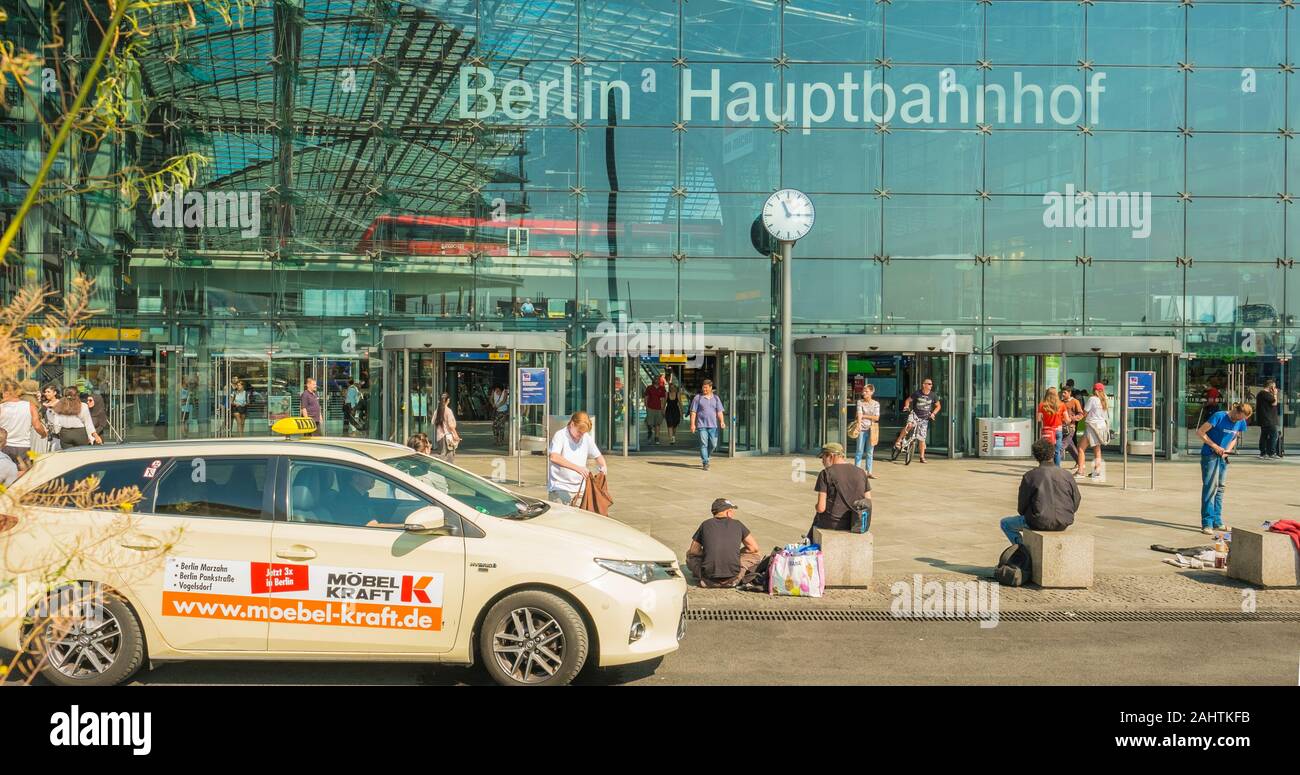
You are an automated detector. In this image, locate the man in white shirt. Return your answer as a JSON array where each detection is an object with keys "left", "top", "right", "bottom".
[{"left": 547, "top": 411, "right": 607, "bottom": 504}]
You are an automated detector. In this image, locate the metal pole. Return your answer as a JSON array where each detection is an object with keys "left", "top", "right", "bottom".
[{"left": 780, "top": 240, "right": 794, "bottom": 454}]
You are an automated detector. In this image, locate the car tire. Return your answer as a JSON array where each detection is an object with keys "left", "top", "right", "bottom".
[
  {"left": 479, "top": 591, "right": 589, "bottom": 686},
  {"left": 30, "top": 590, "right": 146, "bottom": 687}
]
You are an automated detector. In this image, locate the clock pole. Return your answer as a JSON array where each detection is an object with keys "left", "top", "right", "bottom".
[{"left": 780, "top": 238, "right": 794, "bottom": 454}]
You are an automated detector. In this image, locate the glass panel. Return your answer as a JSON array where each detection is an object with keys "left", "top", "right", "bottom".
[
  {"left": 983, "top": 260, "right": 1081, "bottom": 325},
  {"left": 734, "top": 352, "right": 760, "bottom": 452},
  {"left": 883, "top": 259, "right": 983, "bottom": 324},
  {"left": 793, "top": 258, "right": 882, "bottom": 324},
  {"left": 885, "top": 0, "right": 981, "bottom": 63},
  {"left": 1087, "top": 3, "right": 1183, "bottom": 66},
  {"left": 986, "top": 2, "right": 1084, "bottom": 67},
  {"left": 783, "top": 1, "right": 881, "bottom": 62},
  {"left": 682, "top": 0, "right": 779, "bottom": 60}
]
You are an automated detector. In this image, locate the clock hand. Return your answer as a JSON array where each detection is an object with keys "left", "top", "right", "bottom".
[{"left": 781, "top": 199, "right": 792, "bottom": 218}]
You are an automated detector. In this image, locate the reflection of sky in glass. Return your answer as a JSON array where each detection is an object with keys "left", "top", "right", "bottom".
[{"left": 85, "top": 0, "right": 1281, "bottom": 331}]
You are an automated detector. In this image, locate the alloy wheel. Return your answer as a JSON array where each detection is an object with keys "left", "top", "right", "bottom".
[
  {"left": 44, "top": 608, "right": 123, "bottom": 679},
  {"left": 491, "top": 606, "right": 566, "bottom": 684}
]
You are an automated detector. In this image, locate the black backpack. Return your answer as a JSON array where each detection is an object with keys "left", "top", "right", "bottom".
[{"left": 994, "top": 544, "right": 1032, "bottom": 587}]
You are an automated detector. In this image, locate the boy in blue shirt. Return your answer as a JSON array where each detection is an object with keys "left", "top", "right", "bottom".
[{"left": 1196, "top": 403, "right": 1253, "bottom": 535}]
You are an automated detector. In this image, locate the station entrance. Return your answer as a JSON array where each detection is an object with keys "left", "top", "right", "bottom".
[
  {"left": 992, "top": 336, "right": 1181, "bottom": 458},
  {"left": 381, "top": 331, "right": 565, "bottom": 455},
  {"left": 588, "top": 334, "right": 768, "bottom": 457},
  {"left": 795, "top": 335, "right": 974, "bottom": 458}
]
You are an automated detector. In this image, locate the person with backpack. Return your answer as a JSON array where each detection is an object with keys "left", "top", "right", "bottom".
[
  {"left": 689, "top": 378, "right": 726, "bottom": 470},
  {"left": 1000, "top": 438, "right": 1081, "bottom": 546},
  {"left": 685, "top": 498, "right": 762, "bottom": 588}
]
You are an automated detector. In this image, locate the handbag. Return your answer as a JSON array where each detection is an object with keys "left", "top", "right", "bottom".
[
  {"left": 768, "top": 545, "right": 825, "bottom": 597},
  {"left": 848, "top": 422, "right": 860, "bottom": 440}
]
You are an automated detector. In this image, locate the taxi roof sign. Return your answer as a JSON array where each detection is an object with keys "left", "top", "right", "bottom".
[{"left": 272, "top": 417, "right": 317, "bottom": 437}]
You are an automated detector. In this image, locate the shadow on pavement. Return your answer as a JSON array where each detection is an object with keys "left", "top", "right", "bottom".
[
  {"left": 915, "top": 556, "right": 993, "bottom": 578},
  {"left": 646, "top": 461, "right": 700, "bottom": 469},
  {"left": 1096, "top": 515, "right": 1203, "bottom": 533}
]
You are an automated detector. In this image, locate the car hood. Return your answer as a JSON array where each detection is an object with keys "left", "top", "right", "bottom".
[{"left": 524, "top": 504, "right": 677, "bottom": 563}]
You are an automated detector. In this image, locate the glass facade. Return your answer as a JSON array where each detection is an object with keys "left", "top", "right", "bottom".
[{"left": 2, "top": 0, "right": 1296, "bottom": 451}]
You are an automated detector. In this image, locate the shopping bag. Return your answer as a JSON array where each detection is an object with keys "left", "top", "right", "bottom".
[{"left": 768, "top": 548, "right": 825, "bottom": 597}]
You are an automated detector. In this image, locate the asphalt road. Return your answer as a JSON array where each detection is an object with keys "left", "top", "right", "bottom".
[{"left": 10, "top": 621, "right": 1288, "bottom": 686}]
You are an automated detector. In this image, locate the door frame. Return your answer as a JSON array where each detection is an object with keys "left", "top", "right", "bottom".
[
  {"left": 584, "top": 333, "right": 768, "bottom": 457},
  {"left": 380, "top": 331, "right": 568, "bottom": 453},
  {"left": 992, "top": 336, "right": 1182, "bottom": 458}
]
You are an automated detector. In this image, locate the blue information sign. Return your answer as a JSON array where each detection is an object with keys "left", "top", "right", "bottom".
[
  {"left": 519, "top": 368, "right": 548, "bottom": 406},
  {"left": 1125, "top": 371, "right": 1155, "bottom": 409}
]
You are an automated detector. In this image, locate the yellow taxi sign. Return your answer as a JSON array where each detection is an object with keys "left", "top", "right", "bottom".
[{"left": 272, "top": 417, "right": 317, "bottom": 437}]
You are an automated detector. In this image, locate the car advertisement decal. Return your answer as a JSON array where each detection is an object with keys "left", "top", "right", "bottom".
[{"left": 162, "top": 557, "right": 444, "bottom": 631}]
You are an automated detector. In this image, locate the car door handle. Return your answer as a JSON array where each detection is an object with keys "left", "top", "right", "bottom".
[
  {"left": 275, "top": 545, "right": 317, "bottom": 561},
  {"left": 119, "top": 535, "right": 162, "bottom": 551}
]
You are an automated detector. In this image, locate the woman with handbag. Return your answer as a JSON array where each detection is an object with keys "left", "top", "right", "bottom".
[
  {"left": 851, "top": 384, "right": 881, "bottom": 478},
  {"left": 1037, "top": 387, "right": 1067, "bottom": 465},
  {"left": 49, "top": 386, "right": 98, "bottom": 448},
  {"left": 434, "top": 392, "right": 461, "bottom": 462}
]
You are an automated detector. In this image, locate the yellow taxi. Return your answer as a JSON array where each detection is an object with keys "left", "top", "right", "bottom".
[{"left": 0, "top": 419, "right": 686, "bottom": 686}]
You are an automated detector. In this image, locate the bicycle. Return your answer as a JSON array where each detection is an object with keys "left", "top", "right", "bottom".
[{"left": 890, "top": 414, "right": 923, "bottom": 465}]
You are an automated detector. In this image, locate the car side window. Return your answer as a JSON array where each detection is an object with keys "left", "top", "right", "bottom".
[
  {"left": 287, "top": 459, "right": 436, "bottom": 529},
  {"left": 30, "top": 459, "right": 160, "bottom": 509},
  {"left": 152, "top": 457, "right": 269, "bottom": 520}
]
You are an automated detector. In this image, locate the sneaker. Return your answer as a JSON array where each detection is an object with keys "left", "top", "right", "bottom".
[
  {"left": 702, "top": 462, "right": 709, "bottom": 471},
  {"left": 1201, "top": 527, "right": 1217, "bottom": 535}
]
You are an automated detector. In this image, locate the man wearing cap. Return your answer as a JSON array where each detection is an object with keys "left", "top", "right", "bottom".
[
  {"left": 810, "top": 442, "right": 871, "bottom": 538},
  {"left": 686, "top": 498, "right": 762, "bottom": 588}
]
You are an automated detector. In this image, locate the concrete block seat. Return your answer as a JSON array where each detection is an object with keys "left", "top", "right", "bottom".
[
  {"left": 810, "top": 527, "right": 873, "bottom": 588},
  {"left": 1227, "top": 525, "right": 1300, "bottom": 588},
  {"left": 1022, "top": 529, "right": 1094, "bottom": 588}
]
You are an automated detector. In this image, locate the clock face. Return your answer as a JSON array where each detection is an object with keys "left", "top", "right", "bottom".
[{"left": 762, "top": 189, "right": 815, "bottom": 242}]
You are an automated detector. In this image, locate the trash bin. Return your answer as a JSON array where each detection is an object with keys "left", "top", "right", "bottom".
[{"left": 977, "top": 417, "right": 1032, "bottom": 458}]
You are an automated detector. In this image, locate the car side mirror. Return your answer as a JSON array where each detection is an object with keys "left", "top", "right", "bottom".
[{"left": 404, "top": 506, "right": 446, "bottom": 533}]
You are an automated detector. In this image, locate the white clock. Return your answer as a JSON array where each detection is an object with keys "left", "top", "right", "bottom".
[{"left": 762, "top": 188, "right": 815, "bottom": 242}]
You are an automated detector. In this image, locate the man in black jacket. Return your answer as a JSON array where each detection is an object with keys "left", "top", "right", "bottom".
[{"left": 1000, "top": 439, "right": 1081, "bottom": 545}]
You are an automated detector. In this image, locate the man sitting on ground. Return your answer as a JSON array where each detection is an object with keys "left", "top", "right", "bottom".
[
  {"left": 686, "top": 498, "right": 762, "bottom": 588},
  {"left": 1000, "top": 438, "right": 1081, "bottom": 545},
  {"left": 809, "top": 442, "right": 871, "bottom": 538}
]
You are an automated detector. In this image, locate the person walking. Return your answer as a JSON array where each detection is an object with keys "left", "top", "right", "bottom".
[
  {"left": 689, "top": 379, "right": 726, "bottom": 471},
  {"left": 48, "top": 386, "right": 98, "bottom": 448},
  {"left": 490, "top": 384, "right": 510, "bottom": 446},
  {"left": 1037, "top": 387, "right": 1067, "bottom": 466},
  {"left": 0, "top": 379, "right": 47, "bottom": 472},
  {"left": 1060, "top": 386, "right": 1084, "bottom": 475},
  {"left": 663, "top": 370, "right": 683, "bottom": 444},
  {"left": 1196, "top": 402, "right": 1253, "bottom": 535},
  {"left": 434, "top": 392, "right": 461, "bottom": 461},
  {"left": 643, "top": 374, "right": 667, "bottom": 445},
  {"left": 1256, "top": 380, "right": 1281, "bottom": 459},
  {"left": 853, "top": 384, "right": 881, "bottom": 478},
  {"left": 1078, "top": 383, "right": 1110, "bottom": 479},
  {"left": 300, "top": 377, "right": 323, "bottom": 432}
]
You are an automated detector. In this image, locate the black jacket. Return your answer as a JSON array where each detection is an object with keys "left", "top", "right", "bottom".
[{"left": 1017, "top": 462, "right": 1081, "bottom": 531}]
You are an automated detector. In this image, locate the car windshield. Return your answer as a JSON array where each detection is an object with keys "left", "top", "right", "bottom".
[{"left": 382, "top": 453, "right": 548, "bottom": 519}]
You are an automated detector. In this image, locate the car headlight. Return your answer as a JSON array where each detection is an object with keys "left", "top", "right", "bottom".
[{"left": 594, "top": 559, "right": 676, "bottom": 584}]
